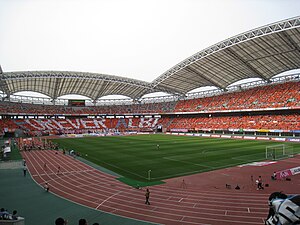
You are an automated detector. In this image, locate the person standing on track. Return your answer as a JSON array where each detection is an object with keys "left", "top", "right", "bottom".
[
  {"left": 57, "top": 166, "right": 61, "bottom": 175},
  {"left": 181, "top": 179, "right": 187, "bottom": 189},
  {"left": 23, "top": 165, "right": 27, "bottom": 177},
  {"left": 257, "top": 175, "right": 264, "bottom": 190},
  {"left": 44, "top": 182, "right": 49, "bottom": 192},
  {"left": 145, "top": 188, "right": 150, "bottom": 205},
  {"left": 22, "top": 159, "right": 26, "bottom": 166}
]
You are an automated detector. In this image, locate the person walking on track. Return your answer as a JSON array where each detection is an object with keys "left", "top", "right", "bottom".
[
  {"left": 23, "top": 165, "right": 27, "bottom": 177},
  {"left": 145, "top": 188, "right": 150, "bottom": 205}
]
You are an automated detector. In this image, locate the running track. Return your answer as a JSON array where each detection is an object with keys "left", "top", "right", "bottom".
[{"left": 22, "top": 150, "right": 268, "bottom": 225}]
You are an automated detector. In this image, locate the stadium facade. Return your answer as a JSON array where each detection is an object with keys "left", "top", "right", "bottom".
[{"left": 0, "top": 16, "right": 299, "bottom": 139}]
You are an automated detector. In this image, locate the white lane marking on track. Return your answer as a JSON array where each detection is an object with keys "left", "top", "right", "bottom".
[{"left": 96, "top": 191, "right": 123, "bottom": 209}]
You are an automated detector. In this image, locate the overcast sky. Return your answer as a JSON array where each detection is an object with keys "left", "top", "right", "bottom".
[{"left": 1, "top": 0, "right": 300, "bottom": 85}]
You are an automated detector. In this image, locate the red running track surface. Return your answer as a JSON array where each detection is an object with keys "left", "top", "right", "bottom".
[{"left": 22, "top": 150, "right": 299, "bottom": 225}]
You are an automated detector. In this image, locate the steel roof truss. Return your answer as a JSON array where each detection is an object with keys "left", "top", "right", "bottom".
[
  {"left": 225, "top": 48, "right": 268, "bottom": 80},
  {"left": 152, "top": 17, "right": 300, "bottom": 86},
  {"left": 185, "top": 67, "right": 223, "bottom": 89}
]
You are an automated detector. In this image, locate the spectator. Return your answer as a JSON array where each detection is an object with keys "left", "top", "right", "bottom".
[
  {"left": 265, "top": 192, "right": 300, "bottom": 225},
  {"left": 11, "top": 210, "right": 18, "bottom": 220},
  {"left": 55, "top": 217, "right": 67, "bottom": 225},
  {"left": 0, "top": 208, "right": 9, "bottom": 220},
  {"left": 79, "top": 218, "right": 88, "bottom": 225}
]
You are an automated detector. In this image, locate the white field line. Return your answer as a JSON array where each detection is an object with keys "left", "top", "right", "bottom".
[
  {"left": 162, "top": 156, "right": 214, "bottom": 168},
  {"left": 88, "top": 155, "right": 147, "bottom": 179},
  {"left": 155, "top": 158, "right": 266, "bottom": 180}
]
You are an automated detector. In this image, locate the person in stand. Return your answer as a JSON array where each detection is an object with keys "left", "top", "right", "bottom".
[
  {"left": 55, "top": 217, "right": 67, "bottom": 225},
  {"left": 265, "top": 191, "right": 300, "bottom": 225},
  {"left": 11, "top": 210, "right": 18, "bottom": 220},
  {"left": 78, "top": 218, "right": 88, "bottom": 225},
  {"left": 145, "top": 188, "right": 150, "bottom": 205},
  {"left": 0, "top": 208, "right": 9, "bottom": 220},
  {"left": 44, "top": 162, "right": 47, "bottom": 171}
]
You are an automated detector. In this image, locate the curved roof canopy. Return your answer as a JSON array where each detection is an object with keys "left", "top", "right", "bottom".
[
  {"left": 152, "top": 16, "right": 300, "bottom": 93},
  {"left": 1, "top": 16, "right": 300, "bottom": 99},
  {"left": 0, "top": 71, "right": 175, "bottom": 100}
]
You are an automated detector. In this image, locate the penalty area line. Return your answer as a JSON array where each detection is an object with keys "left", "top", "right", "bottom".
[
  {"left": 88, "top": 155, "right": 147, "bottom": 179},
  {"left": 162, "top": 157, "right": 214, "bottom": 168}
]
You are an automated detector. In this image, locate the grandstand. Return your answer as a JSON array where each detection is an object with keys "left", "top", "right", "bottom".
[
  {"left": 0, "top": 76, "right": 299, "bottom": 138},
  {"left": 1, "top": 16, "right": 300, "bottom": 225}
]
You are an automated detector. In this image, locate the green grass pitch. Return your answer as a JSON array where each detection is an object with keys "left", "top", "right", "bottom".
[{"left": 52, "top": 134, "right": 300, "bottom": 182}]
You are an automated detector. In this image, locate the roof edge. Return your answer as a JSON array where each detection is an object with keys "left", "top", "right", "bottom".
[{"left": 151, "top": 16, "right": 300, "bottom": 87}]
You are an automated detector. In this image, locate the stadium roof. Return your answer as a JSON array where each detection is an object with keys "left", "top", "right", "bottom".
[
  {"left": 1, "top": 16, "right": 300, "bottom": 100},
  {"left": 0, "top": 71, "right": 177, "bottom": 100},
  {"left": 152, "top": 16, "right": 300, "bottom": 93}
]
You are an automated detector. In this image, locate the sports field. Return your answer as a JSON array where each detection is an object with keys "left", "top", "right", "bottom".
[{"left": 52, "top": 134, "right": 300, "bottom": 182}]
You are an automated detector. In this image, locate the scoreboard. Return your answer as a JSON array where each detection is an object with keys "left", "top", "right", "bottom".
[{"left": 68, "top": 99, "right": 85, "bottom": 107}]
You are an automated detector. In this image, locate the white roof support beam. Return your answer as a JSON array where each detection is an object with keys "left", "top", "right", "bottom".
[
  {"left": 152, "top": 16, "right": 300, "bottom": 91},
  {"left": 224, "top": 48, "right": 269, "bottom": 80},
  {"left": 185, "top": 67, "right": 224, "bottom": 89}
]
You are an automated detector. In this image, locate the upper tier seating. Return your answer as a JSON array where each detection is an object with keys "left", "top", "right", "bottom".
[
  {"left": 0, "top": 81, "right": 298, "bottom": 115},
  {"left": 174, "top": 81, "right": 300, "bottom": 112},
  {"left": 165, "top": 114, "right": 300, "bottom": 131}
]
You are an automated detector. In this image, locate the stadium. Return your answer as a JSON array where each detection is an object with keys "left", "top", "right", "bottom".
[{"left": 1, "top": 9, "right": 300, "bottom": 225}]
